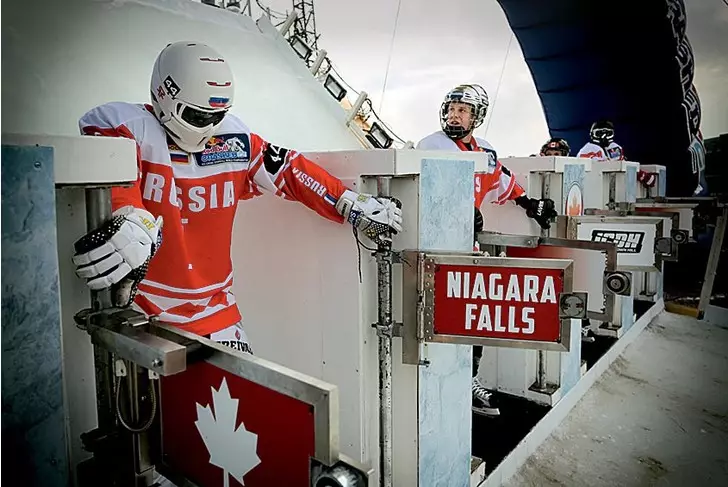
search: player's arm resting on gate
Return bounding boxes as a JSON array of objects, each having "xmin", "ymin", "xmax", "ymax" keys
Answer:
[
  {"xmin": 495, "ymin": 162, "xmax": 557, "ymax": 230},
  {"xmin": 248, "ymin": 135, "xmax": 402, "ymax": 243},
  {"xmin": 72, "ymin": 108, "xmax": 163, "ymax": 306}
]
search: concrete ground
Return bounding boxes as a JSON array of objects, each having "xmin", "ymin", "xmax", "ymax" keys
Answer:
[{"xmin": 505, "ymin": 312, "xmax": 728, "ymax": 487}]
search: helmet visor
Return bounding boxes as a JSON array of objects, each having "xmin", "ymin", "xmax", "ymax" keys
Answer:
[
  {"xmin": 592, "ymin": 128, "xmax": 614, "ymax": 140},
  {"xmin": 181, "ymin": 105, "xmax": 227, "ymax": 128}
]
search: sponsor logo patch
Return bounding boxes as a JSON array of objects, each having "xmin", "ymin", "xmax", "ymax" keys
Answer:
[
  {"xmin": 591, "ymin": 230, "xmax": 645, "ymax": 254},
  {"xmin": 194, "ymin": 134, "xmax": 250, "ymax": 166}
]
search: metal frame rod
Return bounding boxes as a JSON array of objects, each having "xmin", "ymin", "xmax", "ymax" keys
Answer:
[
  {"xmin": 85, "ymin": 188, "xmax": 116, "ymax": 430},
  {"xmin": 376, "ymin": 177, "xmax": 394, "ymax": 487},
  {"xmin": 85, "ymin": 188, "xmax": 113, "ymax": 309},
  {"xmin": 698, "ymin": 206, "xmax": 727, "ymax": 319},
  {"xmin": 535, "ymin": 173, "xmax": 551, "ymax": 390}
]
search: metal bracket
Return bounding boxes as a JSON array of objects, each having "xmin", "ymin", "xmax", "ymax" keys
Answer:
[
  {"xmin": 75, "ymin": 307, "xmax": 187, "ymax": 376},
  {"xmin": 654, "ymin": 237, "xmax": 676, "ymax": 260},
  {"xmin": 671, "ymin": 228, "xmax": 689, "ymax": 245},
  {"xmin": 475, "ymin": 232, "xmax": 539, "ymax": 248},
  {"xmin": 603, "ymin": 271, "xmax": 632, "ymax": 296},
  {"xmin": 372, "ymin": 322, "xmax": 403, "ymax": 338},
  {"xmin": 559, "ymin": 292, "xmax": 588, "ymax": 319}
]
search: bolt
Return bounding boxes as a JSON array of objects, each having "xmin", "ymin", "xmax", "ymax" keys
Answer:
[
  {"xmin": 33, "ymin": 161, "xmax": 42, "ymax": 169},
  {"xmin": 151, "ymin": 359, "xmax": 162, "ymax": 368}
]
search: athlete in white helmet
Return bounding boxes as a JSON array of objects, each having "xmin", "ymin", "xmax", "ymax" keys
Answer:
[
  {"xmin": 417, "ymin": 84, "xmax": 558, "ymax": 232},
  {"xmin": 417, "ymin": 84, "xmax": 557, "ymax": 417},
  {"xmin": 72, "ymin": 41, "xmax": 402, "ymax": 353}
]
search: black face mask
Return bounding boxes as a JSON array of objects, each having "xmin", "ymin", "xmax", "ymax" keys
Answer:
[
  {"xmin": 180, "ymin": 105, "xmax": 227, "ymax": 128},
  {"xmin": 591, "ymin": 128, "xmax": 614, "ymax": 146}
]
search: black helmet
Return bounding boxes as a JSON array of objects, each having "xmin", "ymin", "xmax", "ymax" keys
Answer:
[
  {"xmin": 589, "ymin": 120, "xmax": 615, "ymax": 146},
  {"xmin": 540, "ymin": 137, "xmax": 570, "ymax": 156}
]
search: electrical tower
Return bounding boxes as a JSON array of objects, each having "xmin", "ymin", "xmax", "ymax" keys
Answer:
[{"xmin": 292, "ymin": 0, "xmax": 319, "ymax": 52}]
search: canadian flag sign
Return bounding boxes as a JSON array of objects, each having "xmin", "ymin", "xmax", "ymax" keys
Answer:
[
  {"xmin": 432, "ymin": 264, "xmax": 564, "ymax": 342},
  {"xmin": 160, "ymin": 360, "xmax": 316, "ymax": 487}
]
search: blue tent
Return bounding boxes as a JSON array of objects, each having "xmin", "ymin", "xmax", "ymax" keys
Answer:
[{"xmin": 496, "ymin": 0, "xmax": 705, "ymax": 195}]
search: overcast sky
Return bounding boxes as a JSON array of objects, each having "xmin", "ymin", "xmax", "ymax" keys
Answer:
[{"xmin": 252, "ymin": 0, "xmax": 727, "ymax": 155}]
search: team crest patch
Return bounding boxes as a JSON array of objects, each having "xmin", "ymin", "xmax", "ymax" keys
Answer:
[
  {"xmin": 607, "ymin": 147, "xmax": 623, "ymax": 159},
  {"xmin": 195, "ymin": 133, "xmax": 250, "ymax": 166}
]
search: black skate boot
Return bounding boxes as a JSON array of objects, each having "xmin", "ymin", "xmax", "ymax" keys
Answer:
[{"xmin": 472, "ymin": 377, "xmax": 500, "ymax": 417}]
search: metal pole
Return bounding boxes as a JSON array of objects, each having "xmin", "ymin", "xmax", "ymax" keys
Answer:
[
  {"xmin": 535, "ymin": 173, "xmax": 550, "ymax": 390},
  {"xmin": 536, "ymin": 350, "xmax": 546, "ymax": 389},
  {"xmin": 375, "ymin": 177, "xmax": 393, "ymax": 487},
  {"xmin": 85, "ymin": 188, "xmax": 114, "ymax": 310},
  {"xmin": 698, "ymin": 206, "xmax": 727, "ymax": 319},
  {"xmin": 85, "ymin": 188, "xmax": 116, "ymax": 430}
]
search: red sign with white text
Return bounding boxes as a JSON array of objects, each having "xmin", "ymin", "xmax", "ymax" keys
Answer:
[
  {"xmin": 160, "ymin": 360, "xmax": 315, "ymax": 487},
  {"xmin": 433, "ymin": 264, "xmax": 564, "ymax": 342}
]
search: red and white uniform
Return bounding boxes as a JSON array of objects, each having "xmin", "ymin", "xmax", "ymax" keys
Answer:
[
  {"xmin": 577, "ymin": 141, "xmax": 625, "ymax": 161},
  {"xmin": 416, "ymin": 131, "xmax": 525, "ymax": 207},
  {"xmin": 80, "ymin": 102, "xmax": 346, "ymax": 336}
]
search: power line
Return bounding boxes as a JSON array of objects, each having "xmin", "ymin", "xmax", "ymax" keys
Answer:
[
  {"xmin": 483, "ymin": 32, "xmax": 513, "ymax": 139},
  {"xmin": 378, "ymin": 0, "xmax": 403, "ymax": 114}
]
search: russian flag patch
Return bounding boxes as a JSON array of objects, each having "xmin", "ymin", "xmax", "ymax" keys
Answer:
[
  {"xmin": 208, "ymin": 96, "xmax": 229, "ymax": 108},
  {"xmin": 170, "ymin": 152, "xmax": 188, "ymax": 164},
  {"xmin": 324, "ymin": 193, "xmax": 338, "ymax": 205}
]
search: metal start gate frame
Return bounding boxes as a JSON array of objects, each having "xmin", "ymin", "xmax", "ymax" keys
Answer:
[
  {"xmin": 475, "ymin": 233, "xmax": 628, "ymax": 322},
  {"xmin": 401, "ymin": 251, "xmax": 582, "ymax": 364},
  {"xmin": 558, "ymin": 215, "xmax": 668, "ymax": 272}
]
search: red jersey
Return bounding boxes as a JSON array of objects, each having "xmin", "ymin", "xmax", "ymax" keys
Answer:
[
  {"xmin": 415, "ymin": 131, "xmax": 525, "ymax": 207},
  {"xmin": 80, "ymin": 102, "xmax": 345, "ymax": 336}
]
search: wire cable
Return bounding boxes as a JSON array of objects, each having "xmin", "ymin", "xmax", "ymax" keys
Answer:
[
  {"xmin": 378, "ymin": 0, "xmax": 404, "ymax": 114},
  {"xmin": 483, "ymin": 32, "xmax": 514, "ymax": 139}
]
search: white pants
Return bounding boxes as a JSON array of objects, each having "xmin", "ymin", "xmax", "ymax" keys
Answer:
[{"xmin": 209, "ymin": 321, "xmax": 253, "ymax": 354}]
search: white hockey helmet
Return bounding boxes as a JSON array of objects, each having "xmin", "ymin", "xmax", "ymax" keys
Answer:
[
  {"xmin": 440, "ymin": 84, "xmax": 489, "ymax": 140},
  {"xmin": 150, "ymin": 41, "xmax": 234, "ymax": 153}
]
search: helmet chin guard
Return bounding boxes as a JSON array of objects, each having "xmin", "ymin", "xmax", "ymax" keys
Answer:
[
  {"xmin": 440, "ymin": 84, "xmax": 489, "ymax": 140},
  {"xmin": 149, "ymin": 41, "xmax": 235, "ymax": 153}
]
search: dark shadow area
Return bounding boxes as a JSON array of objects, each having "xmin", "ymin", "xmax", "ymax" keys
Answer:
[{"xmin": 472, "ymin": 392, "xmax": 550, "ymax": 474}]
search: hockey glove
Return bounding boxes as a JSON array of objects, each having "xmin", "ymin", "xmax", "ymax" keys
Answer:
[
  {"xmin": 335, "ymin": 189, "xmax": 403, "ymax": 244},
  {"xmin": 474, "ymin": 206, "xmax": 484, "ymax": 237},
  {"xmin": 637, "ymin": 170, "xmax": 657, "ymax": 188},
  {"xmin": 72, "ymin": 206, "xmax": 163, "ymax": 307},
  {"xmin": 516, "ymin": 196, "xmax": 558, "ymax": 230}
]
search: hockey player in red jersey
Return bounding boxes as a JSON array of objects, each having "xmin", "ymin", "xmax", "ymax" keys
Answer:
[
  {"xmin": 416, "ymin": 84, "xmax": 558, "ymax": 417},
  {"xmin": 416, "ymin": 84, "xmax": 557, "ymax": 233},
  {"xmin": 577, "ymin": 120, "xmax": 625, "ymax": 161},
  {"xmin": 71, "ymin": 41, "xmax": 402, "ymax": 353}
]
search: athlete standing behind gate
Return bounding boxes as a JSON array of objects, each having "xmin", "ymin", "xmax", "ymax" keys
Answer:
[{"xmin": 416, "ymin": 84, "xmax": 558, "ymax": 417}]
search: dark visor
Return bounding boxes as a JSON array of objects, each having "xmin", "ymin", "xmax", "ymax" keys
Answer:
[{"xmin": 181, "ymin": 106, "xmax": 227, "ymax": 128}]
